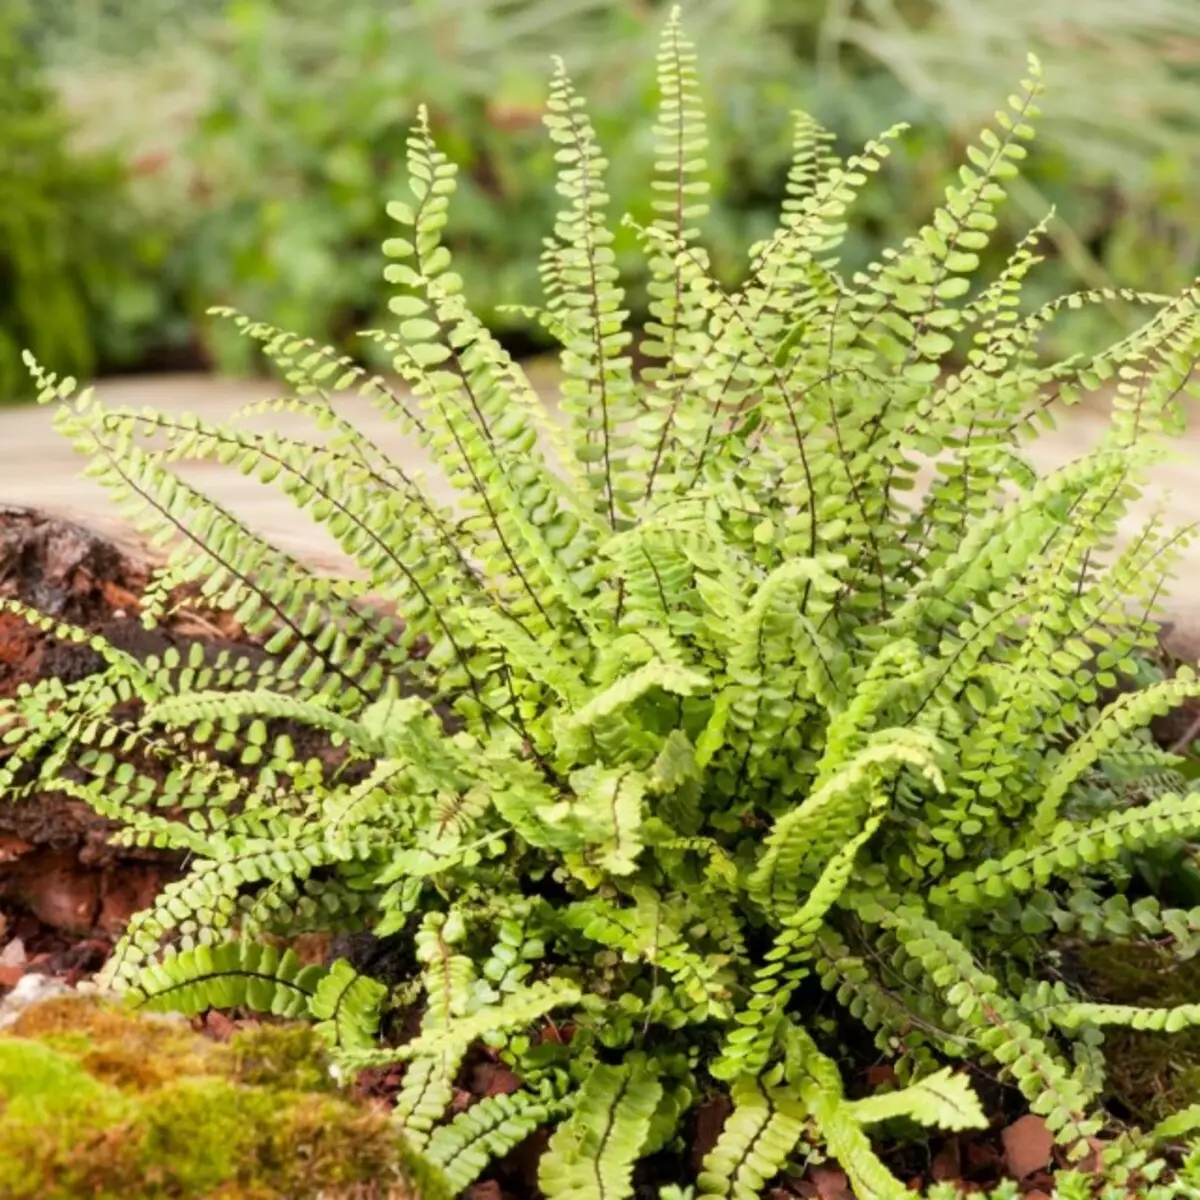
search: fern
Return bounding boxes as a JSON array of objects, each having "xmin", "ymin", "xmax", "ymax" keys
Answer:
[
  {"xmin": 127, "ymin": 940, "xmax": 327, "ymax": 1019},
  {"xmin": 7, "ymin": 6, "xmax": 1200, "ymax": 1197},
  {"xmin": 784, "ymin": 1025, "xmax": 914, "ymax": 1200},
  {"xmin": 694, "ymin": 1075, "xmax": 807, "ymax": 1200},
  {"xmin": 309, "ymin": 958, "xmax": 387, "ymax": 1050},
  {"xmin": 539, "ymin": 1058, "xmax": 663, "ymax": 1200},
  {"xmin": 427, "ymin": 1088, "xmax": 567, "ymax": 1192}
]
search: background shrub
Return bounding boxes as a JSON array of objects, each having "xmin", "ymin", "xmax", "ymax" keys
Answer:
[
  {"xmin": 0, "ymin": 1, "xmax": 165, "ymax": 400},
  {"xmin": 9, "ymin": 0, "xmax": 1200, "ymax": 388}
]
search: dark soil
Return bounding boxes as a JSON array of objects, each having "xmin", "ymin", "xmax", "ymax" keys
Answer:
[
  {"xmin": 0, "ymin": 505, "xmax": 381, "ymax": 983},
  {"xmin": 0, "ymin": 505, "xmax": 190, "ymax": 984}
]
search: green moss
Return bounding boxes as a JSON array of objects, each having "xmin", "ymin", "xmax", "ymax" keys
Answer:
[
  {"xmin": 1076, "ymin": 943, "xmax": 1200, "ymax": 1122},
  {"xmin": 232, "ymin": 1021, "xmax": 340, "ymax": 1093},
  {"xmin": 0, "ymin": 994, "xmax": 421, "ymax": 1199}
]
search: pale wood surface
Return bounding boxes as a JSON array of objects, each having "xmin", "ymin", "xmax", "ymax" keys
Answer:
[{"xmin": 1, "ymin": 373, "xmax": 1197, "ymax": 629}]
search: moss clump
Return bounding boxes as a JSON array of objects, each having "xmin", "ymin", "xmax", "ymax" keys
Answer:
[
  {"xmin": 0, "ymin": 994, "xmax": 423, "ymax": 1199},
  {"xmin": 1076, "ymin": 943, "xmax": 1200, "ymax": 1122}
]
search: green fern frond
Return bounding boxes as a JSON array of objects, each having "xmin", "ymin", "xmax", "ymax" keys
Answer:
[
  {"xmin": 712, "ymin": 817, "xmax": 881, "ymax": 1082},
  {"xmin": 539, "ymin": 1057, "xmax": 663, "ymax": 1200},
  {"xmin": 866, "ymin": 902, "xmax": 1100, "ymax": 1148},
  {"xmin": 750, "ymin": 730, "xmax": 944, "ymax": 914},
  {"xmin": 309, "ymin": 958, "xmax": 387, "ymax": 1050},
  {"xmin": 542, "ymin": 59, "xmax": 638, "ymax": 529},
  {"xmin": 844, "ymin": 1066, "xmax": 987, "ymax": 1131},
  {"xmin": 427, "ymin": 1088, "xmax": 567, "ymax": 1192},
  {"xmin": 783, "ymin": 1024, "xmax": 910, "ymax": 1200},
  {"xmin": 1031, "ymin": 669, "xmax": 1200, "ymax": 836},
  {"xmin": 694, "ymin": 1074, "xmax": 807, "ymax": 1200},
  {"xmin": 122, "ymin": 939, "xmax": 327, "ymax": 1018},
  {"xmin": 12, "ymin": 18, "xmax": 1200, "ymax": 1199},
  {"xmin": 394, "ymin": 1050, "xmax": 459, "ymax": 1149},
  {"xmin": 386, "ymin": 979, "xmax": 584, "ymax": 1067},
  {"xmin": 935, "ymin": 790, "xmax": 1200, "ymax": 913}
]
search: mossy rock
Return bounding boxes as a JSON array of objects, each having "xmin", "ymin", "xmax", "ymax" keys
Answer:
[{"xmin": 0, "ymin": 993, "xmax": 434, "ymax": 1199}]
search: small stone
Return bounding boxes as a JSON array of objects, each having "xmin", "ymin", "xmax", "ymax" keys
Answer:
[
  {"xmin": 0, "ymin": 937, "xmax": 27, "ymax": 968},
  {"xmin": 21, "ymin": 856, "xmax": 100, "ymax": 936},
  {"xmin": 1002, "ymin": 1114, "xmax": 1054, "ymax": 1180},
  {"xmin": 0, "ymin": 973, "xmax": 70, "ymax": 1029}
]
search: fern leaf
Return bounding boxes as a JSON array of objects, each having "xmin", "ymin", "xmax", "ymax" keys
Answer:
[
  {"xmin": 935, "ymin": 790, "xmax": 1200, "ymax": 912},
  {"xmin": 1031, "ymin": 669, "xmax": 1200, "ymax": 836},
  {"xmin": 713, "ymin": 816, "xmax": 881, "ymax": 1082},
  {"xmin": 124, "ymin": 940, "xmax": 326, "ymax": 1018},
  {"xmin": 694, "ymin": 1075, "xmax": 807, "ymax": 1200},
  {"xmin": 309, "ymin": 959, "xmax": 387, "ymax": 1050},
  {"xmin": 427, "ymin": 1089, "xmax": 566, "ymax": 1192},
  {"xmin": 394, "ymin": 1049, "xmax": 459, "ymax": 1149},
  {"xmin": 393, "ymin": 979, "xmax": 583, "ymax": 1066},
  {"xmin": 539, "ymin": 1057, "xmax": 663, "ymax": 1200},
  {"xmin": 750, "ymin": 730, "xmax": 944, "ymax": 914},
  {"xmin": 844, "ymin": 1067, "xmax": 987, "ymax": 1131},
  {"xmin": 784, "ymin": 1024, "xmax": 910, "ymax": 1200}
]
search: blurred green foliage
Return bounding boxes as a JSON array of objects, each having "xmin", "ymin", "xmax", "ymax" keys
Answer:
[
  {"xmin": 14, "ymin": 0, "xmax": 1200, "ymax": 381},
  {"xmin": 153, "ymin": 0, "xmax": 813, "ymax": 371},
  {"xmin": 0, "ymin": 1, "xmax": 170, "ymax": 400}
]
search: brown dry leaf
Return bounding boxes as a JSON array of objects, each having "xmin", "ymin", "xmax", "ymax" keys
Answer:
[
  {"xmin": 811, "ymin": 1165, "xmax": 852, "ymax": 1199},
  {"xmin": 930, "ymin": 1137, "xmax": 962, "ymax": 1182},
  {"xmin": 100, "ymin": 579, "xmax": 141, "ymax": 614},
  {"xmin": 291, "ymin": 932, "xmax": 332, "ymax": 966},
  {"xmin": 472, "ymin": 1061, "xmax": 521, "ymax": 1098},
  {"xmin": 204, "ymin": 1010, "xmax": 236, "ymax": 1041},
  {"xmin": 1002, "ymin": 1114, "xmax": 1054, "ymax": 1179},
  {"xmin": 865, "ymin": 1063, "xmax": 898, "ymax": 1088}
]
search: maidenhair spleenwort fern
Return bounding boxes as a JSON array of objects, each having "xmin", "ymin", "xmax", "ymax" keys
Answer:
[{"xmin": 7, "ymin": 7, "xmax": 1200, "ymax": 1197}]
